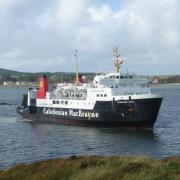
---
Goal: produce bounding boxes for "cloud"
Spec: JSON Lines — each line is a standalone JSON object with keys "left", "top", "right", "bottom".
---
{"left": 55, "top": 0, "right": 90, "bottom": 30}
{"left": 0, "top": 0, "right": 179, "bottom": 74}
{"left": 0, "top": 49, "right": 23, "bottom": 58}
{"left": 89, "top": 5, "right": 113, "bottom": 22}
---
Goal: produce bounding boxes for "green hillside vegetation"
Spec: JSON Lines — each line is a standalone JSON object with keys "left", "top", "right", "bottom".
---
{"left": 0, "top": 68, "right": 94, "bottom": 84}
{"left": 1, "top": 68, "right": 180, "bottom": 84}
{"left": 0, "top": 156, "right": 180, "bottom": 180}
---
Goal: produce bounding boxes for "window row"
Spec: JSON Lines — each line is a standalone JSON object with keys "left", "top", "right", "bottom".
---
{"left": 53, "top": 100, "right": 68, "bottom": 105}
{"left": 109, "top": 75, "right": 133, "bottom": 79}
{"left": 97, "top": 94, "right": 107, "bottom": 97}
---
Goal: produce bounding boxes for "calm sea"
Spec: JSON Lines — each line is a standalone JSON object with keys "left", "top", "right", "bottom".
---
{"left": 0, "top": 85, "right": 180, "bottom": 169}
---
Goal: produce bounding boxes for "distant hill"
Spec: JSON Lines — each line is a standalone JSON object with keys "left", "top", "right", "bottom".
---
{"left": 152, "top": 75, "right": 180, "bottom": 84}
{"left": 0, "top": 67, "right": 180, "bottom": 84}
{"left": 0, "top": 68, "right": 94, "bottom": 84}
{"left": 0, "top": 68, "right": 22, "bottom": 75}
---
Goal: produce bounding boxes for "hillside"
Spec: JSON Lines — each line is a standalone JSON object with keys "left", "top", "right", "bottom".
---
{"left": 0, "top": 68, "right": 94, "bottom": 84}
{"left": 0, "top": 68, "right": 22, "bottom": 75}
{"left": 0, "top": 68, "right": 180, "bottom": 85}
{"left": 0, "top": 156, "right": 180, "bottom": 180}
{"left": 152, "top": 75, "right": 180, "bottom": 84}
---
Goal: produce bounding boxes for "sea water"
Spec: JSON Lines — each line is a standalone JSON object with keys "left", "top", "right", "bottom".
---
{"left": 0, "top": 85, "right": 180, "bottom": 169}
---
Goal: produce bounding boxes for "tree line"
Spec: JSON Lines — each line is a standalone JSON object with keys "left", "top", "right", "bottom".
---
{"left": 0, "top": 68, "right": 95, "bottom": 84}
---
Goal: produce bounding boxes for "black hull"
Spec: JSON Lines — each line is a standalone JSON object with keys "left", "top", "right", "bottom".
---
{"left": 17, "top": 113, "right": 156, "bottom": 128}
{"left": 17, "top": 97, "right": 162, "bottom": 129}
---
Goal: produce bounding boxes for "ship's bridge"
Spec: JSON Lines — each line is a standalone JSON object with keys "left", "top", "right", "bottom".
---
{"left": 93, "top": 73, "right": 121, "bottom": 88}
{"left": 93, "top": 72, "right": 149, "bottom": 88}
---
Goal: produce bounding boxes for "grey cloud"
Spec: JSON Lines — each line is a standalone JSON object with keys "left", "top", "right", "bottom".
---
{"left": 0, "top": 0, "right": 179, "bottom": 74}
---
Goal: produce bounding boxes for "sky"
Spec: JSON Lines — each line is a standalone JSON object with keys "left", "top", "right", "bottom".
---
{"left": 0, "top": 0, "right": 179, "bottom": 75}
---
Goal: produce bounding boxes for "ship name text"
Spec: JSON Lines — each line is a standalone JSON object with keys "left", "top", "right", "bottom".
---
{"left": 43, "top": 108, "right": 99, "bottom": 119}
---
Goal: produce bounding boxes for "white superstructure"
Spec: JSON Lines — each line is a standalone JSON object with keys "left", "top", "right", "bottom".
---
{"left": 28, "top": 49, "right": 156, "bottom": 110}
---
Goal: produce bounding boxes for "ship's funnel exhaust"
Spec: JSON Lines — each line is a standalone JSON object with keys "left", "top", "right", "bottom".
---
{"left": 78, "top": 74, "right": 84, "bottom": 84}
{"left": 36, "top": 74, "right": 48, "bottom": 99}
{"left": 74, "top": 74, "right": 84, "bottom": 84}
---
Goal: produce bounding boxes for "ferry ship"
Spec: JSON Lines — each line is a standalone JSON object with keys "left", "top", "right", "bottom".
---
{"left": 17, "top": 48, "right": 162, "bottom": 128}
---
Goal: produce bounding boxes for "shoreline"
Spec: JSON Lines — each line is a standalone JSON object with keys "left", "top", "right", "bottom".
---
{"left": 0, "top": 82, "right": 180, "bottom": 89}
{"left": 150, "top": 83, "right": 180, "bottom": 86}
{"left": 1, "top": 156, "right": 180, "bottom": 179}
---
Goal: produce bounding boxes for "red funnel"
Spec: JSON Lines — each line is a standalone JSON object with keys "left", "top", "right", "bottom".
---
{"left": 36, "top": 75, "right": 48, "bottom": 99}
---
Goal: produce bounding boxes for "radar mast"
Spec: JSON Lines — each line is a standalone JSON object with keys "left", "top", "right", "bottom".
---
{"left": 113, "top": 47, "right": 123, "bottom": 73}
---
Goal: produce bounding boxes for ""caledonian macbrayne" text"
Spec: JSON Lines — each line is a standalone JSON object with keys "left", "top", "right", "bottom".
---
{"left": 43, "top": 108, "right": 99, "bottom": 119}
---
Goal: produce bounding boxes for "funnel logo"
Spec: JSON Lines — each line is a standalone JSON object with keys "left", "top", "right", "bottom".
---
{"left": 39, "top": 81, "right": 44, "bottom": 88}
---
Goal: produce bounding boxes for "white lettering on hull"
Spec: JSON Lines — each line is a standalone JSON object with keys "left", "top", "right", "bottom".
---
{"left": 117, "top": 101, "right": 134, "bottom": 104}
{"left": 43, "top": 108, "right": 99, "bottom": 119}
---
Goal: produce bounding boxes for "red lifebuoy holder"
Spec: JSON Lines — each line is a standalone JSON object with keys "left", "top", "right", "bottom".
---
{"left": 36, "top": 75, "right": 49, "bottom": 99}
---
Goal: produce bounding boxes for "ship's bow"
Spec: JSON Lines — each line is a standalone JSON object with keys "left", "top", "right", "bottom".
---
{"left": 135, "top": 96, "right": 162, "bottom": 128}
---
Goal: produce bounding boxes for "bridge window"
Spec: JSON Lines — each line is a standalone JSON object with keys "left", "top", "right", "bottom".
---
{"left": 100, "top": 94, "right": 103, "bottom": 97}
{"left": 116, "top": 76, "right": 119, "bottom": 79}
{"left": 97, "top": 94, "right": 99, "bottom": 97}
{"left": 104, "top": 94, "right": 107, "bottom": 97}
